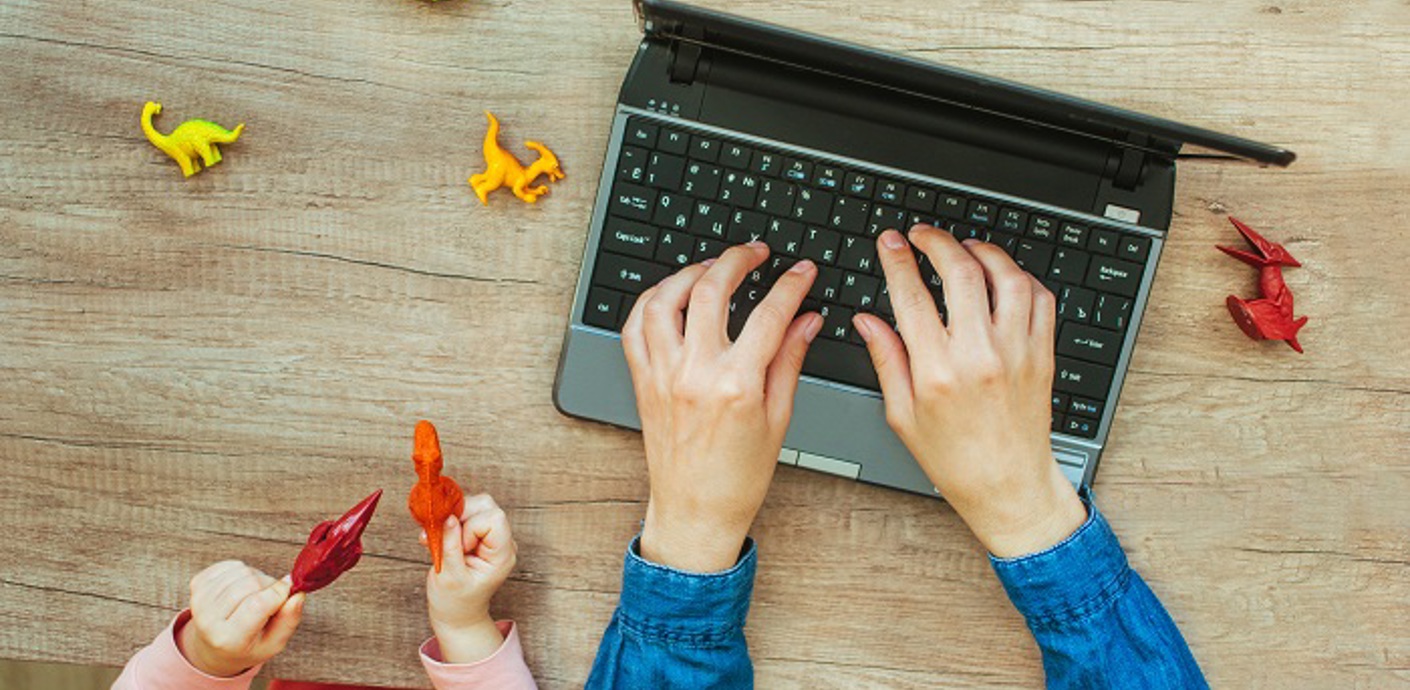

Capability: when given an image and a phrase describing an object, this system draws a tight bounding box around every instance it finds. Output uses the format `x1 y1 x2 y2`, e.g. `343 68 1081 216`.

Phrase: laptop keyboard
582 115 1152 439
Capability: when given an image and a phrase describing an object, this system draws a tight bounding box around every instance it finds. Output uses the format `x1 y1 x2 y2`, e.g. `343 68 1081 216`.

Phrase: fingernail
747 240 768 251
445 516 457 528
702 258 717 267
853 314 873 341
804 313 823 342
961 238 979 246
908 224 929 236
789 259 815 273
881 230 906 250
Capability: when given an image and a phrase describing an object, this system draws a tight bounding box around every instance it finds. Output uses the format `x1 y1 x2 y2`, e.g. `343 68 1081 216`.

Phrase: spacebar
802 338 880 391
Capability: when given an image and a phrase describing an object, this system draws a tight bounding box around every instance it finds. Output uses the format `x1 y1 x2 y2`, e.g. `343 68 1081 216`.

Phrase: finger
642 264 710 358
191 560 243 591
621 284 653 372
909 225 989 332
686 242 769 350
255 592 304 658
464 507 512 562
875 229 946 354
190 561 244 613
460 494 501 552
228 576 292 632
207 565 263 620
965 239 1033 333
438 516 470 577
853 313 916 422
735 259 817 365
762 312 823 428
1029 275 1057 359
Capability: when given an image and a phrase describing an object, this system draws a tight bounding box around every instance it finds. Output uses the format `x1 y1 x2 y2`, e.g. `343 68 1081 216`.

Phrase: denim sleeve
991 499 1208 689
585 535 756 690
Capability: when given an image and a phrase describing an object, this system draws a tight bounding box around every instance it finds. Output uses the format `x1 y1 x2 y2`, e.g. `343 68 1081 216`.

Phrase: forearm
991 498 1207 690
586 535 757 689
421 620 538 690
111 611 260 690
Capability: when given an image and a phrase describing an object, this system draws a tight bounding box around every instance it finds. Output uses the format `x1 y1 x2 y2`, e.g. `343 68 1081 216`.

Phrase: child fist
177 560 305 677
422 493 519 664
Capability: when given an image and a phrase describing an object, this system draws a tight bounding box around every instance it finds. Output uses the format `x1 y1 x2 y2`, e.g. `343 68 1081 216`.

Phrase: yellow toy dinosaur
140 101 245 178
469 111 564 204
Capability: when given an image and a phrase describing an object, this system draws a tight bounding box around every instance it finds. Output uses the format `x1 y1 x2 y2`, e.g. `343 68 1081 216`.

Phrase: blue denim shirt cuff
989 496 1131 630
616 534 757 647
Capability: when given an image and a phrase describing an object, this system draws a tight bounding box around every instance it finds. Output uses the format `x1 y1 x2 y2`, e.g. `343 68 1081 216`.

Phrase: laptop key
967 200 996 226
1093 294 1133 330
618 146 648 183
1014 240 1054 274
818 304 855 341
659 129 689 155
839 272 880 310
875 179 904 205
583 287 626 330
693 237 726 262
1063 417 1098 438
1054 357 1113 399
690 136 720 163
814 165 844 191
792 187 833 225
646 152 686 190
808 266 843 302
767 218 806 256
838 235 878 274
655 230 692 266
1048 247 1089 283
801 227 842 265
1068 396 1104 418
610 183 656 222
829 196 870 234
1059 223 1088 248
802 338 879 390
905 186 937 213
652 192 692 230
1118 235 1151 262
936 193 966 220
1052 393 1069 412
719 171 760 207
757 179 796 215
683 162 722 198
1057 322 1120 366
720 142 751 169
1089 228 1119 255
867 205 908 237
752 151 781 176
783 158 813 183
594 253 669 294
999 208 1027 233
844 172 875 197
1028 216 1057 240
625 121 657 148
602 218 659 259
728 210 769 243
689 200 729 239
1058 286 1096 323
1085 256 1143 297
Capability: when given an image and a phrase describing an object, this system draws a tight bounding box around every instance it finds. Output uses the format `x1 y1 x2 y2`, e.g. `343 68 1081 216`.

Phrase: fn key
583 288 626 331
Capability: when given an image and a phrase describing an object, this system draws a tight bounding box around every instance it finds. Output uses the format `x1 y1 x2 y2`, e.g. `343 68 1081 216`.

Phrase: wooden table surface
2 0 1407 687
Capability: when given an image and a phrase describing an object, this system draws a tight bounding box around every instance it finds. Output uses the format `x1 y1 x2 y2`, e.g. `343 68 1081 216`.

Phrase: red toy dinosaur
1218 216 1308 353
408 420 465 573
289 489 383 594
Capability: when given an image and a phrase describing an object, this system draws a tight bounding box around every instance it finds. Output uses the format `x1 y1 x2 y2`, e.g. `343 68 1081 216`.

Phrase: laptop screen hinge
1111 131 1151 191
668 27 706 84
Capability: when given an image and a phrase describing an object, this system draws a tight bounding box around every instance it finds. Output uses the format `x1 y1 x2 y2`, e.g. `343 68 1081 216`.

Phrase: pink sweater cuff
111 610 262 690
419 620 538 690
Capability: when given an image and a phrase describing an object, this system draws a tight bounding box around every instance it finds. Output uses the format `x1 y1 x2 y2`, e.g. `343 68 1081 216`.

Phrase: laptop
553 0 1295 497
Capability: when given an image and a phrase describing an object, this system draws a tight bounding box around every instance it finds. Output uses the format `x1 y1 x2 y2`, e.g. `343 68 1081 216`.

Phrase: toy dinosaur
1218 216 1308 353
408 420 465 573
140 101 244 178
469 111 564 204
289 489 383 594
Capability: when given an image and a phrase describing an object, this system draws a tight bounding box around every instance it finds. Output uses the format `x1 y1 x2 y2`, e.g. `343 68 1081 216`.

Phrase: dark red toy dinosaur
1218 216 1308 353
289 489 383 594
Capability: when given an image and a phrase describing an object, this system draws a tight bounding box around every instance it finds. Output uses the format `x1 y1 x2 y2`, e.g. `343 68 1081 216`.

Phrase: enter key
1057 322 1123 366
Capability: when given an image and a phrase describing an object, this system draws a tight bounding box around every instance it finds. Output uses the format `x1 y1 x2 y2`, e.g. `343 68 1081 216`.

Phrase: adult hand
177 560 304 677
853 226 1086 558
422 493 518 663
622 241 822 572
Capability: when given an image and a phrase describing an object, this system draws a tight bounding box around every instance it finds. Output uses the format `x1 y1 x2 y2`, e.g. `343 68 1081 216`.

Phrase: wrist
958 465 1087 558
176 621 248 678
641 501 750 572
432 615 504 665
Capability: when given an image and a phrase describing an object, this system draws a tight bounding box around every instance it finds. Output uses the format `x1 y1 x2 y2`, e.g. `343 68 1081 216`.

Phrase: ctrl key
583 287 627 331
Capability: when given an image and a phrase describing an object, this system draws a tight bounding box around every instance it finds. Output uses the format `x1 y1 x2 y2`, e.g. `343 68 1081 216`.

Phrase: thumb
256 592 304 657
228 576 292 636
763 312 822 428
854 313 915 421
438 516 469 577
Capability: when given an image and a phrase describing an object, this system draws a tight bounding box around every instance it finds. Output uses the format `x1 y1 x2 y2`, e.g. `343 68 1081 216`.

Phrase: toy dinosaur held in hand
1218 216 1308 353
289 489 383 594
408 420 465 573
141 101 245 177
469 111 564 204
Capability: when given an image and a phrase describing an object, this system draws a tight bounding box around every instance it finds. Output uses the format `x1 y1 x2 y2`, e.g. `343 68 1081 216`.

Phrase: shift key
1054 356 1113 400
594 253 669 294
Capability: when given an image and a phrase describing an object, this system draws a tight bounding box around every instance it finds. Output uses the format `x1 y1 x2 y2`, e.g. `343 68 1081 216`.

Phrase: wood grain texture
1 0 1407 687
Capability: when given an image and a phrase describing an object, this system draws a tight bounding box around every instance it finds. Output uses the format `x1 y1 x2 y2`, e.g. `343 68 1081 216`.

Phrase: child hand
177 560 305 677
422 493 518 664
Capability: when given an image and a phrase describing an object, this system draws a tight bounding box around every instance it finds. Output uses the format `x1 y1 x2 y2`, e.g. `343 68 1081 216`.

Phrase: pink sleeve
420 620 538 690
111 610 262 690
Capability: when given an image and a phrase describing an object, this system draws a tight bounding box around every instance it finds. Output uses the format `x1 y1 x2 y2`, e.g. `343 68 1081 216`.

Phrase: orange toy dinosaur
408 420 465 573
468 111 565 204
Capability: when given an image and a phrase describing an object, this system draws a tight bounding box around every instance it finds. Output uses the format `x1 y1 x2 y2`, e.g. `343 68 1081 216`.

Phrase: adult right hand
178 560 304 677
853 226 1086 558
622 242 822 573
